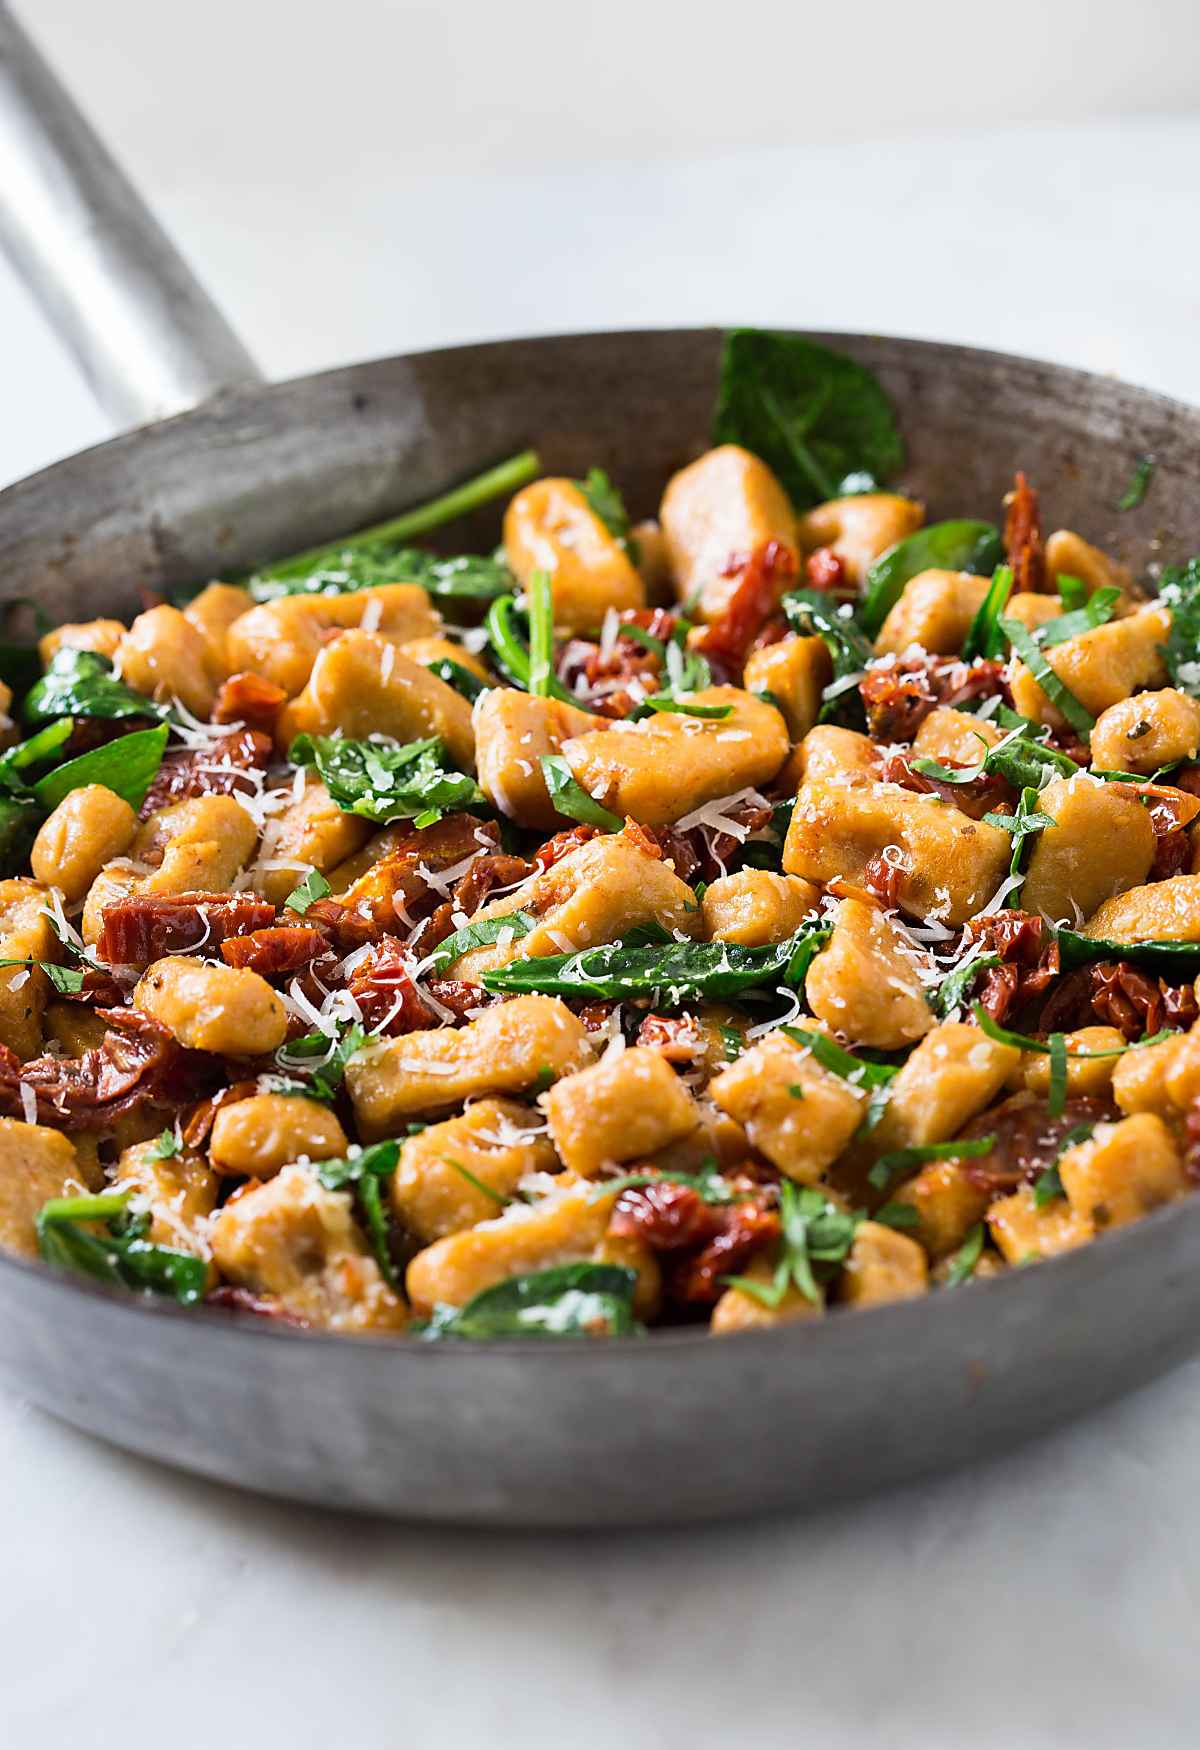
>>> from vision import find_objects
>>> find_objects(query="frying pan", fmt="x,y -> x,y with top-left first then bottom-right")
1,7 -> 1198,1528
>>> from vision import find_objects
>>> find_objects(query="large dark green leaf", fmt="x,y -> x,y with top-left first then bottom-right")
861,521 -> 1002,636
24,648 -> 167,725
482,924 -> 832,1003
712,330 -> 904,510
1056,928 -> 1200,973
417,1263 -> 640,1340
289,733 -> 484,826
33,724 -> 169,813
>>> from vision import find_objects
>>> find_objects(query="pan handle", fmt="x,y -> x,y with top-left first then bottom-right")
0,4 -> 263,428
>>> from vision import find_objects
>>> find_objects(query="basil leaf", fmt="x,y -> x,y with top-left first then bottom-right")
712,329 -> 904,510
284,868 -> 332,915
933,953 -> 1002,1018
539,755 -> 622,830
32,724 -> 170,813
1116,455 -> 1155,512
417,1262 -> 640,1341
146,1128 -> 182,1160
575,467 -> 631,544
245,450 -> 539,598
867,1133 -> 998,1193
945,1222 -> 985,1288
1047,1031 -> 1069,1117
590,1162 -> 734,1205
629,697 -> 733,720
862,521 -> 1002,637
725,1182 -> 861,1309
0,718 -> 75,790
0,957 -> 85,995
1033,1163 -> 1064,1208
874,1201 -> 921,1231
483,925 -> 832,1004
276,1020 -> 368,1102
24,648 -> 169,725
289,733 -> 484,824
1036,585 -> 1121,647
316,1140 -> 400,1191
999,616 -> 1095,736
426,910 -> 537,972
783,588 -> 874,724
972,1003 -> 1178,1059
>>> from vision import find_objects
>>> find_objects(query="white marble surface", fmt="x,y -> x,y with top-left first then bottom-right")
3,21 -> 1200,1742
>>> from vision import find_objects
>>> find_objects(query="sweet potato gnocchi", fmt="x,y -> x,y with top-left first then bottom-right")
5,330 -> 1199,1346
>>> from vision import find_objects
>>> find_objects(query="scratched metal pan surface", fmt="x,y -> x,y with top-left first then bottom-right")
2,327 -> 1200,1526
3,10 -> 1200,1526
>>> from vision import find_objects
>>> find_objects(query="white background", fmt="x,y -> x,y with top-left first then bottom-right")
4,3 -> 1200,1746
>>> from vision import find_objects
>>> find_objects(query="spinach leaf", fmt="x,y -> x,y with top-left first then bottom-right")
783,588 -> 874,724
1116,455 -> 1155,512
246,449 -> 539,598
861,521 -> 1002,637
1056,928 -> 1200,974
0,795 -> 43,876
1158,558 -> 1200,696
981,786 -> 1057,903
417,1263 -> 640,1340
289,733 -> 484,826
0,958 -> 85,995
1036,585 -> 1121,647
540,755 -> 622,830
24,648 -> 168,725
725,1182 -> 861,1308
315,1140 -> 403,1288
36,1190 -> 208,1306
482,924 -> 832,1004
712,330 -> 904,509
32,724 -> 169,813
628,697 -> 733,721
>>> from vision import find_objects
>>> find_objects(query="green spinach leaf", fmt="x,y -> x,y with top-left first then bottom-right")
289,733 -> 483,825
483,924 -> 832,1004
862,522 -> 1002,636
32,724 -> 169,813
24,648 -> 168,725
417,1262 -> 640,1340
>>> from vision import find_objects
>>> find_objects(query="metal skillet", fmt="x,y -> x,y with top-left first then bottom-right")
1,7 -> 1199,1528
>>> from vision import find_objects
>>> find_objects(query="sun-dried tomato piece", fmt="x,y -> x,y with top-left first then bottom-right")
220,926 -> 328,975
804,546 -> 852,597
577,1000 -> 620,1036
964,910 -> 1061,1024
958,1090 -> 1115,1193
423,979 -> 497,1023
182,1079 -> 259,1149
692,539 -> 799,667
139,728 -> 272,818
622,818 -> 663,860
673,1202 -> 781,1304
204,1285 -> 309,1327
1004,470 -> 1047,593
0,1008 -> 215,1131
342,938 -> 439,1034
334,816 -> 501,936
1183,1105 -> 1200,1183
610,1181 -> 724,1253
449,853 -> 532,917
636,1013 -> 708,1062
878,751 -> 1013,821
861,850 -> 905,909
531,824 -> 602,871
212,671 -> 288,736
97,892 -> 276,966
860,654 -> 1009,742
1088,961 -> 1199,1041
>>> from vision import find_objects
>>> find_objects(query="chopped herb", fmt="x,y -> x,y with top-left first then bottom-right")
629,697 -> 733,720
862,521 -> 1003,638
982,786 -> 1056,904
443,1157 -> 513,1209
874,1201 -> 920,1232
575,467 -> 633,549
944,1222 -> 985,1288
1036,585 -> 1121,647
316,1138 -> 400,1192
725,1181 -> 861,1308
999,616 -> 1095,737
278,1020 -> 368,1103
933,953 -> 1001,1017
0,957 -> 86,995
525,570 -> 557,699
712,329 -> 904,510
1033,1121 -> 1096,1206
718,1023 -> 743,1061
146,1129 -> 183,1161
289,732 -> 483,825
417,1262 -> 640,1341
283,869 -> 332,915
781,1024 -> 898,1134
424,657 -> 488,702
782,589 -> 874,726
868,1134 -> 997,1193
483,592 -> 577,704
973,1004 -> 1177,1061
590,1162 -> 734,1205
1116,455 -> 1155,512
788,1082 -> 806,1099
534,1064 -> 556,1092
962,564 -> 1015,661
1047,1031 -> 1069,1117
540,755 -> 623,830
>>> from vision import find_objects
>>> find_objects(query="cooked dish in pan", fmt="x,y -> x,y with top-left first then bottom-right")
1,329 -> 1197,1341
